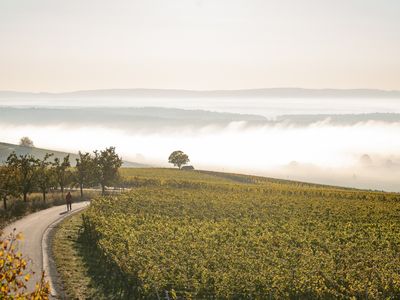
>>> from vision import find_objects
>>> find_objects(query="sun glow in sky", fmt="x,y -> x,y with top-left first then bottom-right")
1,0 -> 400,92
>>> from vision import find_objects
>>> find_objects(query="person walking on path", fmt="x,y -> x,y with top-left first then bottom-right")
66,191 -> 72,211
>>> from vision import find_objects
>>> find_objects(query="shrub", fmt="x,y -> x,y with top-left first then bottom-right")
0,229 -> 50,298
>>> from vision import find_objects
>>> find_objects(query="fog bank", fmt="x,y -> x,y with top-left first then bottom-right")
1,110 -> 399,191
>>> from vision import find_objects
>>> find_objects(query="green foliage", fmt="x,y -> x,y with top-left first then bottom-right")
6,153 -> 40,202
83,170 -> 400,299
74,152 -> 97,198
1,147 -> 123,212
36,153 -> 56,202
53,155 -> 71,197
0,166 -> 19,210
0,147 -> 123,228
93,147 -> 122,195
168,150 -> 190,169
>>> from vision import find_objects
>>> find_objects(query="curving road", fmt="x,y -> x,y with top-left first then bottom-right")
2,201 -> 89,297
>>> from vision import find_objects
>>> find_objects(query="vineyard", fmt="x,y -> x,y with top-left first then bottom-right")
81,168 -> 400,299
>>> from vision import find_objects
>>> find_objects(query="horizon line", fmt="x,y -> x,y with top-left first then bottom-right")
1,87 -> 400,94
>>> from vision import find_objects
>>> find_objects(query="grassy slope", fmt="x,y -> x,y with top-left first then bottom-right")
0,142 -> 80,165
0,142 -> 145,167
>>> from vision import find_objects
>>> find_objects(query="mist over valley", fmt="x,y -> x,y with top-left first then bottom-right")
1,92 -> 400,191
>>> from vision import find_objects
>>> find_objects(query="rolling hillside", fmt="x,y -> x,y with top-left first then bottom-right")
0,142 -> 145,167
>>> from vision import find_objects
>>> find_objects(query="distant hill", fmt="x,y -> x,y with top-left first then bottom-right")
1,107 -> 400,130
0,107 -> 267,131
0,142 -> 146,167
1,88 -> 400,99
276,113 -> 400,126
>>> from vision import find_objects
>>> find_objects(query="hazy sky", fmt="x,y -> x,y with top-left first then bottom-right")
1,0 -> 399,92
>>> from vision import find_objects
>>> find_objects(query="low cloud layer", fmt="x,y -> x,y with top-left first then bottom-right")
1,108 -> 400,191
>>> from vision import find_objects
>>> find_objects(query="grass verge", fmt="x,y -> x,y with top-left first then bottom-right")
52,211 -> 116,299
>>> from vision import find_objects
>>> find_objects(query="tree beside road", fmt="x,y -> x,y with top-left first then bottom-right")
74,151 -> 96,199
6,153 -> 40,202
37,153 -> 56,202
94,147 -> 123,195
53,155 -> 71,198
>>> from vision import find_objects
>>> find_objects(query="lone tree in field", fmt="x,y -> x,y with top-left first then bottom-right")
168,150 -> 190,169
19,137 -> 34,147
94,147 -> 123,195
6,153 -> 40,202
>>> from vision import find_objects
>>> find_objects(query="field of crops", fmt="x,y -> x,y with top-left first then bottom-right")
83,168 -> 400,299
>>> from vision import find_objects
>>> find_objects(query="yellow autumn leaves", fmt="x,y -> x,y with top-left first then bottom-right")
0,230 -> 50,299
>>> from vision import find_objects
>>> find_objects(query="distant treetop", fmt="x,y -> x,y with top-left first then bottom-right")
19,137 -> 34,147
